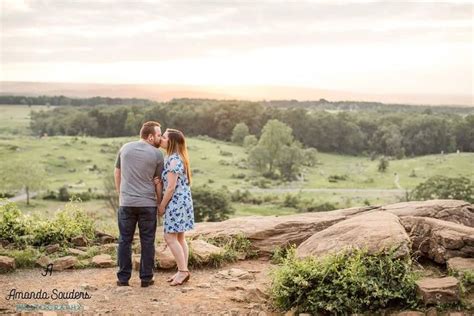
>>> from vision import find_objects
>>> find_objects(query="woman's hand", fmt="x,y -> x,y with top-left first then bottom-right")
158,204 -> 166,217
153,176 -> 161,185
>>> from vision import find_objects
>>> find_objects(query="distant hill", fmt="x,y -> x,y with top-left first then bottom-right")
1,81 -> 472,107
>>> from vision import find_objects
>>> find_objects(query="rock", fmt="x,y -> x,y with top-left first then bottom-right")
100,235 -> 116,244
416,276 -> 460,305
396,312 -> 425,316
188,205 -> 377,254
180,287 -> 194,293
45,244 -> 60,254
155,246 -> 176,269
95,230 -> 116,244
225,285 -> 245,291
229,268 -> 249,278
71,236 -> 88,247
68,248 -> 87,256
244,285 -> 269,302
297,212 -> 411,259
447,257 -> 474,274
401,216 -> 474,263
382,200 -> 474,227
0,256 -> 15,272
0,239 -> 10,247
52,256 -> 77,271
92,254 -> 114,268
101,243 -> 117,253
197,283 -> 211,288
189,239 -> 224,262
36,256 -> 52,268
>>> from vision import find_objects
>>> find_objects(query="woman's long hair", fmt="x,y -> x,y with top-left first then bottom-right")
166,128 -> 192,185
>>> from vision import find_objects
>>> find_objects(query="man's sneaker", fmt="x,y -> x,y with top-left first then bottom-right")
116,280 -> 129,286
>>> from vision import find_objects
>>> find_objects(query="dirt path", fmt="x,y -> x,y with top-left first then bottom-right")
0,259 -> 277,315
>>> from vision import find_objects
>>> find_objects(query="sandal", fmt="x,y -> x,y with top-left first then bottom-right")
167,270 -> 178,282
170,270 -> 191,286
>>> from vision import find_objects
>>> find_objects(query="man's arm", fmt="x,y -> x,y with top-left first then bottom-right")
114,167 -> 121,193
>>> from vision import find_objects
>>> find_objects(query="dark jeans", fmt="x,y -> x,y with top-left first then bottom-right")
117,206 -> 157,282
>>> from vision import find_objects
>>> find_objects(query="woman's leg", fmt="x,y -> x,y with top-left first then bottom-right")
177,232 -> 189,268
164,232 -> 186,271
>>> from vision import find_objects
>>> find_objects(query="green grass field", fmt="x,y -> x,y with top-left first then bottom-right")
0,105 -> 473,223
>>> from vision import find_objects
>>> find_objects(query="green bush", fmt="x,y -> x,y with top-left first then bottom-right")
0,200 -> 32,245
270,247 -> 420,314
32,202 -> 95,246
192,186 -> 235,222
410,176 -> 473,203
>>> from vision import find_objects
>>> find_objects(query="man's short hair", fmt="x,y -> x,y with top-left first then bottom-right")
140,121 -> 161,139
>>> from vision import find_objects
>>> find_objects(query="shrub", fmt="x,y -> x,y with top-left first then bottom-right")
410,176 -> 473,203
32,201 -> 95,246
231,190 -> 263,205
328,174 -> 348,182
270,247 -> 420,314
0,200 -> 32,245
378,156 -> 389,172
192,186 -> 235,222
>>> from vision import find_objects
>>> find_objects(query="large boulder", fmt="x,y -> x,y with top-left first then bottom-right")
155,246 -> 176,269
401,216 -> 474,264
381,200 -> 474,227
415,277 -> 460,305
189,206 -> 377,254
297,211 -> 411,259
189,239 -> 224,262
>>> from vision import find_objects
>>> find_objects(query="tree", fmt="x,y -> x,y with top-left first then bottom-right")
275,143 -> 305,181
243,135 -> 258,149
231,122 -> 250,145
410,176 -> 473,203
0,162 -> 48,205
257,120 -> 293,173
378,157 -> 389,173
192,186 -> 234,222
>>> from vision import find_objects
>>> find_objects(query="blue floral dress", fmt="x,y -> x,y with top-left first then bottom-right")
162,153 -> 194,233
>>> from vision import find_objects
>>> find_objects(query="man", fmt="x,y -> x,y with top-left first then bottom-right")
114,121 -> 164,287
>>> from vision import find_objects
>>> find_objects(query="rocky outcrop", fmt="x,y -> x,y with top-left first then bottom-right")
381,200 -> 473,227
297,212 -> 411,259
401,216 -> 474,264
415,277 -> 461,305
189,206 -> 377,254
155,246 -> 176,269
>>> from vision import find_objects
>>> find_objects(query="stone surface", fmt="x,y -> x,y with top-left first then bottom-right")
71,235 -> 88,247
416,276 -> 460,305
92,254 -> 114,268
155,246 -> 176,269
36,255 -> 52,268
68,248 -> 87,256
382,200 -> 474,227
189,206 -> 377,254
52,256 -> 78,271
447,257 -> 474,274
132,254 -> 141,271
189,239 -> 224,262
45,244 -> 60,254
0,255 -> 15,272
297,211 -> 411,259
401,216 -> 474,264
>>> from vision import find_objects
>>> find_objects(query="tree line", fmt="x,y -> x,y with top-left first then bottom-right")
28,98 -> 474,156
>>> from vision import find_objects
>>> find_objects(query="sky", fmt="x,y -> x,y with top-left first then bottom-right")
1,0 -> 473,102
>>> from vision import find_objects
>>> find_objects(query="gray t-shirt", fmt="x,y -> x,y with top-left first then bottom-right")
115,140 -> 164,207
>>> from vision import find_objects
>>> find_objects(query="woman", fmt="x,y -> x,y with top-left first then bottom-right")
156,128 -> 194,286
